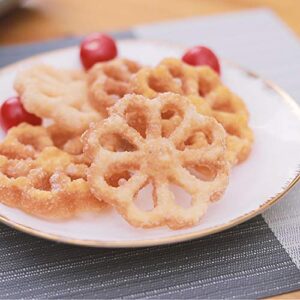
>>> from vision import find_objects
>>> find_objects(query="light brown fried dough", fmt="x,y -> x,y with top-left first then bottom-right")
14,64 -> 101,134
83,93 -> 229,229
47,124 -> 90,164
0,124 -> 106,218
0,147 -> 106,219
0,123 -> 53,159
132,58 -> 253,165
87,58 -> 141,116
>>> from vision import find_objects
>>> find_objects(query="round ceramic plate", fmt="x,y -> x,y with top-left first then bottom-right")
0,40 -> 299,248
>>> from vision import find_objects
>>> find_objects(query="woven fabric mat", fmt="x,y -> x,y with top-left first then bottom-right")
0,8 -> 299,299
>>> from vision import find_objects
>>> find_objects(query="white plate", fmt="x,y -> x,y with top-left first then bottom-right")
0,40 -> 299,248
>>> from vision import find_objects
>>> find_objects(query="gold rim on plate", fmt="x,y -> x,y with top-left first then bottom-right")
0,40 -> 299,248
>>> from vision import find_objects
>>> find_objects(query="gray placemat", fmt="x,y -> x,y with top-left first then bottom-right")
0,9 -> 300,299
0,216 -> 299,299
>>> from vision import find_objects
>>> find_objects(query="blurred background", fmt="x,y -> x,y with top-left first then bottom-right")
0,0 -> 300,45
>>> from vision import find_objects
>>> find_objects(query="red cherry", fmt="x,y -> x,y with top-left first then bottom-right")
0,97 -> 42,132
80,33 -> 118,70
182,46 -> 221,74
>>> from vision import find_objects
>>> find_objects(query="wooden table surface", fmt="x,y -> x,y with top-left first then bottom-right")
1,0 -> 300,45
1,0 -> 300,298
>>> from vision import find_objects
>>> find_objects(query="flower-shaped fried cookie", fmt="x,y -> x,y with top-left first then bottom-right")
0,147 -> 106,219
132,58 -> 253,165
14,65 -> 101,134
0,123 -> 53,159
0,124 -> 106,218
87,58 -> 141,117
84,93 -> 229,229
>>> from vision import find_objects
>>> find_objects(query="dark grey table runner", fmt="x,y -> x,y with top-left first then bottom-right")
0,24 -> 300,299
0,214 -> 299,299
